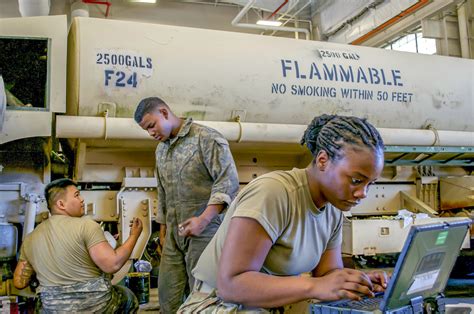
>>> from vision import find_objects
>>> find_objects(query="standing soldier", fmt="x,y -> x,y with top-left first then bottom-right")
134,97 -> 239,314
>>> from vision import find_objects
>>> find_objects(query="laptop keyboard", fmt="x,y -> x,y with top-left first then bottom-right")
336,296 -> 383,311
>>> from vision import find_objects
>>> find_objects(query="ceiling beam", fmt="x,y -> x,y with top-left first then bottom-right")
359,0 -> 464,47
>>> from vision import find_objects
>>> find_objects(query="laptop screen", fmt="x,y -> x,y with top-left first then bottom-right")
381,220 -> 470,311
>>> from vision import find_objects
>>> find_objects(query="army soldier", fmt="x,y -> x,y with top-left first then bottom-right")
13,178 -> 143,313
134,97 -> 239,314
179,114 -> 389,312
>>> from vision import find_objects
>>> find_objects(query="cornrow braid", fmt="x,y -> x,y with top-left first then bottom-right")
301,114 -> 384,160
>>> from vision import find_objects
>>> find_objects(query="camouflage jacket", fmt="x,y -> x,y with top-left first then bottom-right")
155,118 -> 239,226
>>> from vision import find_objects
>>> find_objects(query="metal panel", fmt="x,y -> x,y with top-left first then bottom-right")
440,176 -> 474,210
0,111 -> 52,144
349,183 -> 416,215
342,217 -> 471,255
81,190 -> 119,222
384,146 -> 474,166
0,15 -> 67,114
0,15 -> 67,144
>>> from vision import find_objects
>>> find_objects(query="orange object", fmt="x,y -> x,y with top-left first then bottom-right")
351,0 -> 430,45
268,0 -> 288,19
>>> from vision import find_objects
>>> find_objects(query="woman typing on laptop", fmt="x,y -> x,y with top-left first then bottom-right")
179,115 -> 389,312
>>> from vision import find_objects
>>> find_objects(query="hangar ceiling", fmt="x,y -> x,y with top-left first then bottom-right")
3,0 -> 468,46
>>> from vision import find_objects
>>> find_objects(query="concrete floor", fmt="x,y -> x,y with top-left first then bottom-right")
138,288 -> 160,313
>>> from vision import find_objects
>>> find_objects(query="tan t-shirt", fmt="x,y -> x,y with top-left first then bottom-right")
20,215 -> 107,286
193,168 -> 344,288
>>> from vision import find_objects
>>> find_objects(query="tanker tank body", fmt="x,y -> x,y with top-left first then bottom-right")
60,17 -> 473,265
64,18 -> 473,131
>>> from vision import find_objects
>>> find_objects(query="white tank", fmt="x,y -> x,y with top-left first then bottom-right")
67,17 -> 473,131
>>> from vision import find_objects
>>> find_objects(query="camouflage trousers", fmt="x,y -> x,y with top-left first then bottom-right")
38,276 -> 139,313
159,219 -> 221,314
177,290 -> 273,314
101,285 -> 139,313
177,282 -> 313,314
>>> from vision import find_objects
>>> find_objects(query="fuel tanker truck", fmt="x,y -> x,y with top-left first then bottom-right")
0,15 -> 472,300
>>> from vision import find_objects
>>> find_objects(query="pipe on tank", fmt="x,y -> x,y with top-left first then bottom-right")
71,1 -> 90,19
22,194 -> 41,240
18,0 -> 50,17
56,115 -> 474,147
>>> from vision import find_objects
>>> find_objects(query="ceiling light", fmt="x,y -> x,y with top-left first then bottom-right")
256,20 -> 282,27
127,0 -> 157,3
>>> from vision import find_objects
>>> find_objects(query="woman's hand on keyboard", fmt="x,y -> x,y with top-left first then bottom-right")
366,270 -> 390,292
312,268 -> 376,301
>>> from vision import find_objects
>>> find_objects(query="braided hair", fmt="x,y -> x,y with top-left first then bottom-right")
301,114 -> 384,160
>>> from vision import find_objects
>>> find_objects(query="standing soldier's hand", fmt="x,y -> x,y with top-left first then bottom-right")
129,217 -> 143,237
178,216 -> 209,237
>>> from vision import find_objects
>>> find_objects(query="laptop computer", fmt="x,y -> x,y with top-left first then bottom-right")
312,220 -> 471,314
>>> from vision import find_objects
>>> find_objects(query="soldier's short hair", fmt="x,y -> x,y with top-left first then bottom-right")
134,97 -> 170,123
45,178 -> 77,211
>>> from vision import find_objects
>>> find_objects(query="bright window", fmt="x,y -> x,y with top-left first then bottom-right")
383,32 -> 436,55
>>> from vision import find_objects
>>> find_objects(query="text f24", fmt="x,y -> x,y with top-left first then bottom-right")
104,70 -> 138,88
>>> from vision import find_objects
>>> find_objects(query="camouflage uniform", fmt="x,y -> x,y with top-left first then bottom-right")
155,118 -> 239,314
39,276 -> 138,313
